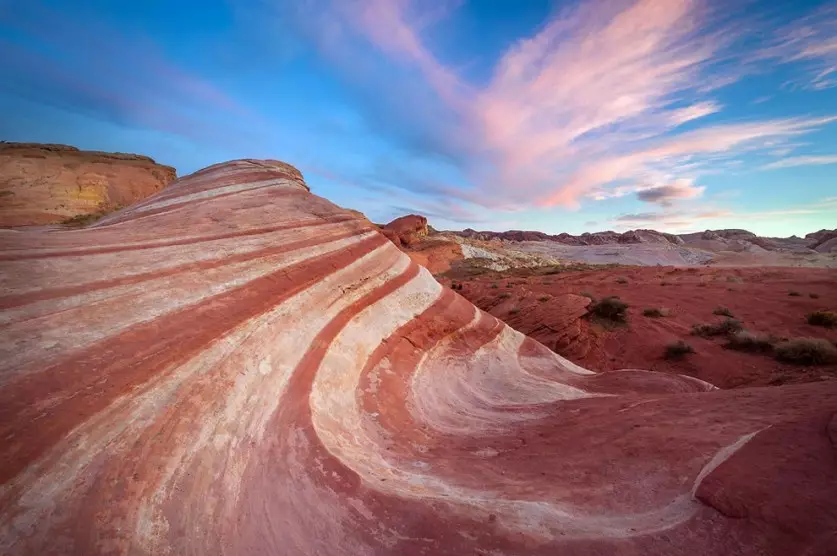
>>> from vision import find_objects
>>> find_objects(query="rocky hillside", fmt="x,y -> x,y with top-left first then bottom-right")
453,225 -> 836,253
2,159 -> 835,554
0,142 -> 176,227
453,227 -> 683,246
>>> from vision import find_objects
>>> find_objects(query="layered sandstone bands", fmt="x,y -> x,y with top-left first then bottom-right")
0,142 -> 177,227
0,160 -> 835,555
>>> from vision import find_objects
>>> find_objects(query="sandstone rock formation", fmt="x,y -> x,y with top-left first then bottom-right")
807,229 -> 837,252
1,160 -> 836,555
0,142 -> 176,227
382,214 -> 428,246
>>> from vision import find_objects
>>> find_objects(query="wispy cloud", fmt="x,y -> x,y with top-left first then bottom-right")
756,4 -> 837,90
0,3 -> 272,149
291,0 -> 836,217
636,179 -> 705,206
762,154 -> 837,170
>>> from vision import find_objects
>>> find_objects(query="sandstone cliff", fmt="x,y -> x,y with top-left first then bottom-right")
0,142 -> 176,227
1,160 -> 835,555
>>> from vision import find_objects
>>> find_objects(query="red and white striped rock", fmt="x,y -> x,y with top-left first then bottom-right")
1,160 -> 835,555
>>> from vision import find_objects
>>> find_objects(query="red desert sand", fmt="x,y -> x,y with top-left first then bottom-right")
1,160 -> 836,555
453,266 -> 837,388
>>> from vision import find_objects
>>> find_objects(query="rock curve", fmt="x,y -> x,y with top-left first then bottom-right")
1,159 -> 835,555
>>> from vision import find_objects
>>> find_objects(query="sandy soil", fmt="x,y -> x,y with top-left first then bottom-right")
447,265 -> 837,388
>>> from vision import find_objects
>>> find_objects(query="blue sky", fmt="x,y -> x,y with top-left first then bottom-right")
1,0 -> 835,236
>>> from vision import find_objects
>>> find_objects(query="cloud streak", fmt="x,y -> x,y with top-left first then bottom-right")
636,180 -> 705,206
762,155 -> 837,170
296,0 -> 835,217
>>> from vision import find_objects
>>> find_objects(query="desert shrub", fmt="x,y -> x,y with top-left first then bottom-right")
807,311 -> 837,328
665,340 -> 694,359
691,318 -> 743,337
509,308 -> 521,315
450,282 -> 464,291
590,296 -> 628,323
538,295 -> 550,302
713,306 -> 734,317
660,281 -> 670,286
498,292 -> 511,299
491,283 -> 499,289
809,293 -> 820,299
616,277 -> 629,284
698,283 -> 708,288
774,338 -> 837,365
788,290 -> 802,297
726,276 -> 744,283
725,330 -> 775,353
580,291 -> 594,299
643,307 -> 669,318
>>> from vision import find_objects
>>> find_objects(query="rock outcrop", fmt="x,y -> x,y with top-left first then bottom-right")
452,227 -> 684,246
0,142 -> 176,227
382,214 -> 429,246
806,229 -> 837,252
1,160 -> 836,555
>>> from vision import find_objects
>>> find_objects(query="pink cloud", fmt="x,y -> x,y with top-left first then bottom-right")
298,0 -> 836,216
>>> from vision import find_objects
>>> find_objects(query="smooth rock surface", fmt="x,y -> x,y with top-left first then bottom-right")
1,160 -> 835,555
0,142 -> 176,227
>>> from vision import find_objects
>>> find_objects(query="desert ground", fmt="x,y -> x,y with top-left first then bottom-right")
441,264 -> 837,389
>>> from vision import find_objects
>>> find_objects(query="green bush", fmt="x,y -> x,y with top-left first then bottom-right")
643,307 -> 669,318
725,330 -> 775,353
665,340 -> 694,359
590,296 -> 628,323
691,318 -> 743,337
807,311 -> 837,328
774,338 -> 837,365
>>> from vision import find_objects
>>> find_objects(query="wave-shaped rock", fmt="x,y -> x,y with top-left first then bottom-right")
1,160 -> 835,555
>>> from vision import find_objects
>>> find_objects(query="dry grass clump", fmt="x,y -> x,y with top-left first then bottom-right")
691,318 -> 743,337
807,311 -> 837,328
616,277 -> 629,284
665,340 -> 694,359
725,330 -> 775,353
774,338 -> 837,365
713,306 -> 734,317
642,307 -> 670,318
590,296 -> 628,323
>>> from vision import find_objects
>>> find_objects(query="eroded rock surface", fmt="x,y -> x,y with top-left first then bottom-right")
0,142 -> 176,226
1,160 -> 836,555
